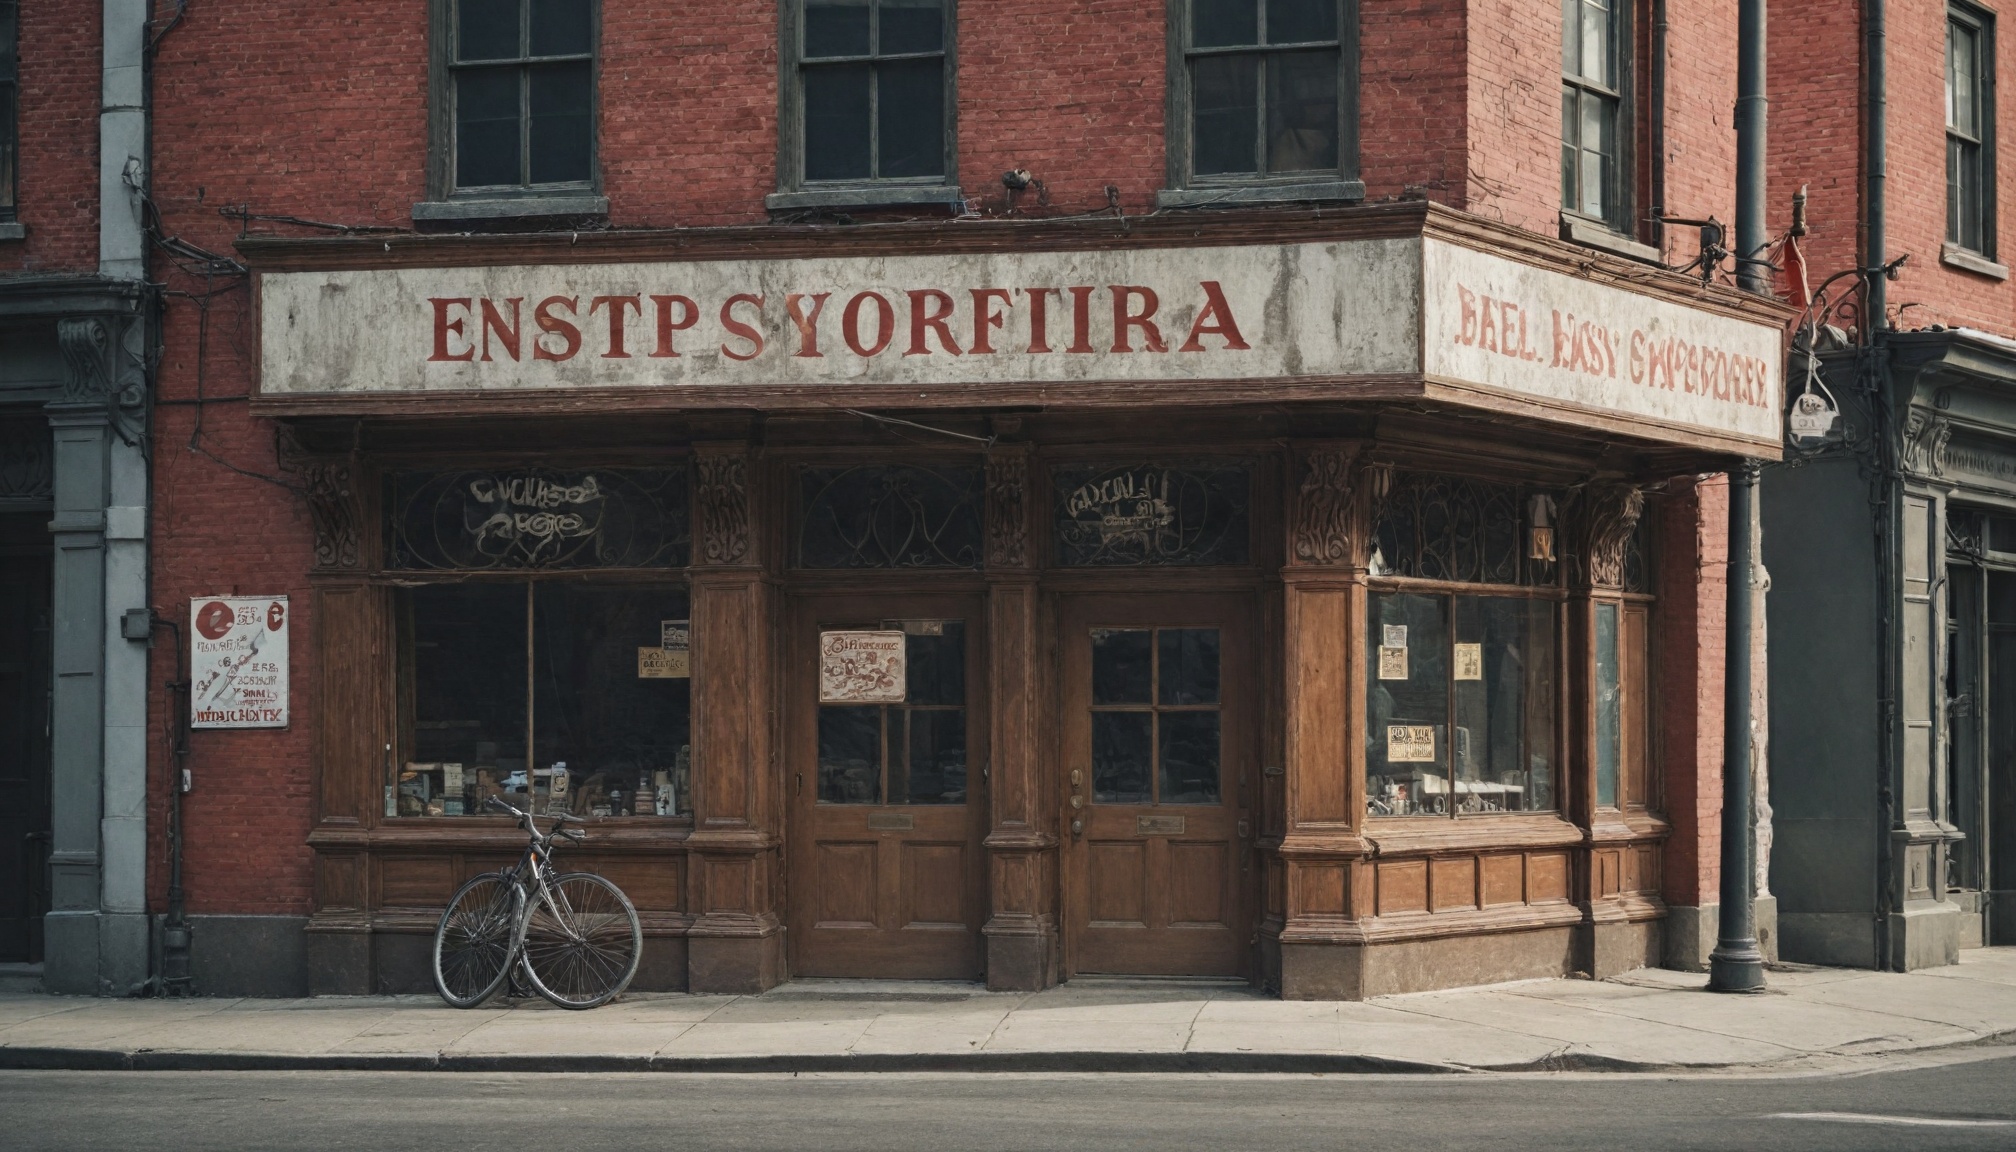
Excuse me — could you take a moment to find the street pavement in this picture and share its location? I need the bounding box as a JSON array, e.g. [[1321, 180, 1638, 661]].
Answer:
[[3, 948, 2015, 1074], [2, 1052, 2015, 1151]]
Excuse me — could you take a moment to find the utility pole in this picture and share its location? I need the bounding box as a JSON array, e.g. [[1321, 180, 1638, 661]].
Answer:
[[1711, 0, 1770, 994]]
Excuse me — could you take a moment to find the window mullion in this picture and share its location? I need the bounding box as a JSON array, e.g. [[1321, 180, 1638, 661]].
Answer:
[[1254, 53, 1268, 176]]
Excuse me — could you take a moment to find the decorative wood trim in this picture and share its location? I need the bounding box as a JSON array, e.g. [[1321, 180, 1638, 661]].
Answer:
[[695, 450, 752, 567], [1574, 483, 1645, 590], [276, 425, 365, 571], [984, 448, 1030, 570], [1289, 443, 1389, 568]]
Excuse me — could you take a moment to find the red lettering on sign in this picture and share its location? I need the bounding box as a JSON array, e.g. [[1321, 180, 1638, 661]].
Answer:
[[1067, 286, 1096, 353], [785, 292, 831, 358], [1023, 288, 1059, 353], [970, 288, 1012, 354], [1180, 280, 1250, 352], [1109, 286, 1167, 353], [480, 297, 522, 361], [429, 298, 475, 362], [843, 291, 894, 357], [720, 294, 766, 361], [532, 296, 581, 361], [906, 289, 963, 356], [648, 294, 698, 358], [589, 295, 641, 359]]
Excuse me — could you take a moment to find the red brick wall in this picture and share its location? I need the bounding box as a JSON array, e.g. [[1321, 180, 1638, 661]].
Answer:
[[1463, 0, 1563, 232], [1658, 476, 1728, 909], [1361, 0, 1468, 206], [1661, 0, 1739, 270], [1, 0, 100, 273]]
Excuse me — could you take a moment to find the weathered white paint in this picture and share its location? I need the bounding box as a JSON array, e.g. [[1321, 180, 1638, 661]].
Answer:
[[1422, 239, 1784, 446], [258, 235, 1784, 448], [190, 597, 290, 729]]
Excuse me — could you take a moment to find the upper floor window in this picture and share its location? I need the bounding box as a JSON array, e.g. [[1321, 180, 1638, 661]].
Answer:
[[1561, 0, 1626, 232], [1948, 5, 1996, 256], [1165, 0, 1359, 204], [428, 0, 598, 209], [0, 0, 17, 223], [774, 0, 956, 206]]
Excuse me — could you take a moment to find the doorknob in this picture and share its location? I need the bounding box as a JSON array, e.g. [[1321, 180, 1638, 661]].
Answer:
[[1070, 818, 1083, 839]]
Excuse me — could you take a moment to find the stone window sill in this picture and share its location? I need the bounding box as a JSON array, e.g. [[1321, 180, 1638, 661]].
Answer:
[[411, 194, 609, 224], [766, 185, 965, 212], [1942, 243, 2009, 281], [1559, 213, 1661, 264], [1155, 180, 1366, 210], [0, 221, 24, 241]]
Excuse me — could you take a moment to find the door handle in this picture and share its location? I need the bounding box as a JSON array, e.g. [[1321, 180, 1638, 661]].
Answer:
[[1070, 818, 1083, 839], [796, 773, 803, 797]]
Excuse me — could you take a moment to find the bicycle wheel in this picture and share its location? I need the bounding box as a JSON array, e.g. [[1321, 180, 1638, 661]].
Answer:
[[433, 872, 522, 1008], [520, 871, 642, 1009]]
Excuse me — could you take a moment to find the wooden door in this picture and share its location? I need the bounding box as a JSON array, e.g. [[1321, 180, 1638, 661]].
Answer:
[[786, 593, 988, 979], [1059, 593, 1255, 977], [0, 518, 52, 963]]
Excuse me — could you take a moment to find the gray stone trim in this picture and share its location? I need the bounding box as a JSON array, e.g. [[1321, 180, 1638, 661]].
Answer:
[[0, 222, 24, 241], [764, 185, 967, 212], [412, 195, 611, 223], [1560, 213, 1663, 264], [1154, 181, 1366, 210], [1941, 242, 2010, 281]]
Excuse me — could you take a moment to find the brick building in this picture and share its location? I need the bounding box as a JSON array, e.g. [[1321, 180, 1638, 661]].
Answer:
[[1764, 0, 2016, 968], [7, 0, 1794, 997]]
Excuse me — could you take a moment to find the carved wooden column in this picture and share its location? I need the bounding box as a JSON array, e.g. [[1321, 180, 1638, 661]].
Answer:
[[1567, 482, 1648, 978], [980, 444, 1055, 989], [686, 443, 784, 992], [1275, 442, 1386, 999], [277, 425, 382, 995]]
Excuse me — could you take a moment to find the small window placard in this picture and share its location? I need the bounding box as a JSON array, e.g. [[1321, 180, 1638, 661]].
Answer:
[[819, 630, 907, 703]]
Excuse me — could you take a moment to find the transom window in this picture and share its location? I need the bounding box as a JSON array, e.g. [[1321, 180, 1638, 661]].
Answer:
[[1089, 627, 1223, 805], [447, 0, 596, 193], [1179, 0, 1346, 181], [1947, 5, 1995, 255], [1561, 0, 1625, 230], [792, 0, 951, 185]]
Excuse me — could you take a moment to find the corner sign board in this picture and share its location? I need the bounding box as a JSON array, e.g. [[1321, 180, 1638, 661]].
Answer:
[[819, 630, 907, 704], [190, 596, 290, 728]]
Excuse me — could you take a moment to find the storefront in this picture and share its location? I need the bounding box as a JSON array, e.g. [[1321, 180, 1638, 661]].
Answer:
[[248, 203, 1786, 997], [1767, 328, 2016, 967]]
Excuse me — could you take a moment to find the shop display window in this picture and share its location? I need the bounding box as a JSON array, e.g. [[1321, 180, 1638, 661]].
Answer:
[[1051, 462, 1252, 566], [817, 620, 968, 804], [1370, 472, 1556, 587], [1366, 591, 1557, 817], [394, 581, 692, 818]]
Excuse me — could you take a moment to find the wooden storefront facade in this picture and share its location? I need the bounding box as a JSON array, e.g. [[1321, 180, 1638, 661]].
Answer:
[[252, 203, 1788, 998]]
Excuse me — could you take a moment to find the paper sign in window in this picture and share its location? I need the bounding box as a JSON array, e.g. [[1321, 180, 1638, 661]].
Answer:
[[819, 630, 908, 703], [638, 647, 691, 678], [1387, 725, 1437, 762], [660, 619, 691, 650], [1377, 645, 1409, 680], [1383, 625, 1408, 647], [1453, 642, 1483, 680]]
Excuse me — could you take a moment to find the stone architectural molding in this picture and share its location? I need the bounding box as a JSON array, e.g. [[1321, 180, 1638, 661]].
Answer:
[[1291, 445, 1391, 567], [274, 426, 363, 570], [696, 453, 751, 565], [1576, 483, 1646, 589], [0, 420, 53, 500], [984, 451, 1030, 569], [1901, 409, 1953, 478], [55, 317, 117, 406]]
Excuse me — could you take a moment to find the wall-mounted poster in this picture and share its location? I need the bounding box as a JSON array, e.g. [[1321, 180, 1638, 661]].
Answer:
[[819, 630, 907, 703], [190, 596, 290, 728]]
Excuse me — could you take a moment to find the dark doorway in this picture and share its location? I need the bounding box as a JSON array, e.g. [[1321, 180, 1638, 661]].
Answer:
[[0, 511, 52, 963]]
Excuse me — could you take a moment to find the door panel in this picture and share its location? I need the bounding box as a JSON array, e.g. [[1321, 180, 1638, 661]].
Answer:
[[1061, 594, 1254, 977], [787, 595, 987, 979]]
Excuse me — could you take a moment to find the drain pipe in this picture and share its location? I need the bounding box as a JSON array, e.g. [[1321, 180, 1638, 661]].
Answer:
[[1710, 0, 1769, 993], [1862, 0, 1898, 972]]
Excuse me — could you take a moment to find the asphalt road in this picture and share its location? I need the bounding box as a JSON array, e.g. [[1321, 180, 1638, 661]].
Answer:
[[3, 1051, 2015, 1152]]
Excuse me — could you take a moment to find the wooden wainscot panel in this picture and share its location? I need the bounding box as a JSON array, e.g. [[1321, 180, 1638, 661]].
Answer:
[[591, 857, 687, 913], [1527, 852, 1571, 903], [1480, 854, 1525, 907], [1429, 857, 1478, 912], [315, 852, 364, 911], [703, 857, 754, 915], [377, 855, 456, 909], [1292, 862, 1348, 918], [1376, 859, 1429, 915], [1631, 845, 1661, 895], [1595, 849, 1624, 898]]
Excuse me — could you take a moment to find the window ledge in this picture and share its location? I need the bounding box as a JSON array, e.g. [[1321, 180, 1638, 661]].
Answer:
[[1559, 214, 1661, 264], [765, 185, 966, 212], [411, 194, 609, 223], [1155, 180, 1366, 210], [0, 221, 24, 241], [1942, 242, 2009, 281]]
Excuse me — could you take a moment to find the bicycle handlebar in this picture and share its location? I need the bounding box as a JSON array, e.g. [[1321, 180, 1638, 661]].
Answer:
[[484, 795, 587, 846]]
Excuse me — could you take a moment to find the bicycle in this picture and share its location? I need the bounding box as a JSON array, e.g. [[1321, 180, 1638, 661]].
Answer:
[[431, 796, 643, 1010]]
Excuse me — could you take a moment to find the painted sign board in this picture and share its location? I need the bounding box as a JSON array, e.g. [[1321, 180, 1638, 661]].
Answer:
[[818, 630, 907, 704], [258, 235, 1783, 450], [190, 596, 290, 728]]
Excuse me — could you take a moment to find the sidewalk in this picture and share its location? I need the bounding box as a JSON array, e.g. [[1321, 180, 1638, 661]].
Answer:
[[3, 949, 2015, 1075]]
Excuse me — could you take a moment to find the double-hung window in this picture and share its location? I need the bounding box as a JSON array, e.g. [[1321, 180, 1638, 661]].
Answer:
[[1561, 0, 1626, 233], [1163, 0, 1360, 207], [421, 0, 603, 222], [1947, 5, 1996, 259], [772, 0, 960, 211], [0, 1, 17, 231]]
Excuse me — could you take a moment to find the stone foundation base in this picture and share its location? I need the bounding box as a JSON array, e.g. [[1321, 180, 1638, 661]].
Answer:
[[1280, 926, 1583, 1000]]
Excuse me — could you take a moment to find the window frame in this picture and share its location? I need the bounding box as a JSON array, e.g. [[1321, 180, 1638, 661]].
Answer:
[[0, 0, 18, 228], [1560, 0, 1635, 239], [1947, 3, 1997, 261], [421, 0, 608, 223], [769, 0, 964, 213], [1160, 0, 1364, 208]]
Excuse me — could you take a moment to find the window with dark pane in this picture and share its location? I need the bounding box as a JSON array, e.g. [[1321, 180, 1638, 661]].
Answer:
[[386, 469, 690, 571], [1089, 627, 1221, 805], [1561, 0, 1626, 231], [796, 0, 948, 184], [797, 464, 983, 569], [1052, 463, 1251, 566], [450, 0, 596, 193], [0, 1, 16, 219], [1371, 472, 1547, 587], [818, 620, 968, 805], [1595, 601, 1621, 808], [1947, 6, 1995, 255], [1184, 0, 1343, 180]]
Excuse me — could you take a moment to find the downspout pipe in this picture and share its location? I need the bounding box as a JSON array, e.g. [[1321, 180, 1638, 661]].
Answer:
[[1863, 0, 1897, 971], [1710, 0, 1769, 993]]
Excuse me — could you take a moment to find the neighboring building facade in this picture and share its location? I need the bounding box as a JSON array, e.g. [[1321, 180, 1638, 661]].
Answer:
[[0, 0, 155, 995], [127, 0, 1782, 998], [1766, 0, 2016, 967]]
